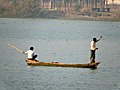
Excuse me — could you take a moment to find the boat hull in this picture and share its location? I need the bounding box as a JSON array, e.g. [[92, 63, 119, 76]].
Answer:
[[25, 58, 100, 69]]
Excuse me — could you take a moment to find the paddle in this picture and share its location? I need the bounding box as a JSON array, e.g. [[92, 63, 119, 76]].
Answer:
[[8, 43, 24, 54]]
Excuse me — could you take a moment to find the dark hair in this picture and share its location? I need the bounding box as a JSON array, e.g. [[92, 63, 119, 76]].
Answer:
[[93, 38, 96, 42], [30, 47, 34, 50]]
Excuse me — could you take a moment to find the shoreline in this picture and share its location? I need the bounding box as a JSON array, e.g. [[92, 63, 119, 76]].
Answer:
[[0, 16, 120, 22], [57, 15, 120, 22]]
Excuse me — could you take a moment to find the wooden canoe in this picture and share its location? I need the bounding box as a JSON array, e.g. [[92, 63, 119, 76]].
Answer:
[[25, 58, 100, 69]]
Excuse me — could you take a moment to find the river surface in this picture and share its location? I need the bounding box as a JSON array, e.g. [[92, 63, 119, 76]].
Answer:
[[0, 18, 120, 90]]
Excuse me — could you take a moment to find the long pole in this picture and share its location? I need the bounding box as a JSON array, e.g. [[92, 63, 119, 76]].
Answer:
[[8, 43, 24, 53]]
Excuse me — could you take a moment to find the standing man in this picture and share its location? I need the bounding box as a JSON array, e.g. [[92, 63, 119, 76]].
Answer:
[[90, 36, 102, 63], [23, 47, 37, 60]]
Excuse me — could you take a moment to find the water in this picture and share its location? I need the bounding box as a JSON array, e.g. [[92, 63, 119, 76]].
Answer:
[[0, 18, 120, 90]]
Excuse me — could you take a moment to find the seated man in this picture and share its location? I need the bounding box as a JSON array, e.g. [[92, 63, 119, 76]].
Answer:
[[23, 47, 37, 60]]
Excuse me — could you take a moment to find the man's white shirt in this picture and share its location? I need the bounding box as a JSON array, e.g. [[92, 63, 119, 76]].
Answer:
[[25, 50, 34, 59], [90, 41, 96, 50]]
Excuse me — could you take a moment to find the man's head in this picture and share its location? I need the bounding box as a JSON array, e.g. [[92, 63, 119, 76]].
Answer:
[[30, 47, 34, 50], [93, 38, 97, 42]]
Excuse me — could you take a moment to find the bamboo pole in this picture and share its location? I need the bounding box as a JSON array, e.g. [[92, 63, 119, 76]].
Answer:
[[8, 43, 24, 53]]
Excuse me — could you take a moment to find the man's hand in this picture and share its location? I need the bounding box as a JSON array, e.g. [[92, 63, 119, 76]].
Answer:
[[23, 52, 26, 54], [96, 48, 98, 50], [100, 36, 102, 39]]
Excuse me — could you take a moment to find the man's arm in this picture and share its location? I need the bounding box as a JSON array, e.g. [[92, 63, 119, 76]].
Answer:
[[23, 52, 27, 55], [96, 36, 102, 42]]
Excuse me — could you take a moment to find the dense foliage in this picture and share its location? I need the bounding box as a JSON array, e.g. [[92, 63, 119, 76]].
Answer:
[[0, 0, 65, 18]]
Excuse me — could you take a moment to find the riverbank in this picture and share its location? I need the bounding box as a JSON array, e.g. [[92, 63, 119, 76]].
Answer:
[[1, 12, 120, 22], [61, 15, 120, 22], [0, 0, 120, 22], [1, 15, 120, 22]]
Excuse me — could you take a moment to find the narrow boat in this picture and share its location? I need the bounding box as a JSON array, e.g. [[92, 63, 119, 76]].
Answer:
[[25, 58, 100, 69]]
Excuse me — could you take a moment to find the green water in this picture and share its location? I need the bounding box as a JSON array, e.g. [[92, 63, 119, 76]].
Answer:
[[0, 18, 120, 90]]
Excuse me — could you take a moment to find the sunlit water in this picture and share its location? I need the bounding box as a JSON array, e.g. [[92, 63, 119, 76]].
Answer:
[[0, 18, 120, 90]]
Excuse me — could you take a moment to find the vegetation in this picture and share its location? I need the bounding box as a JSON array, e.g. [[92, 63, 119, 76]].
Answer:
[[0, 0, 120, 21], [0, 0, 64, 18]]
